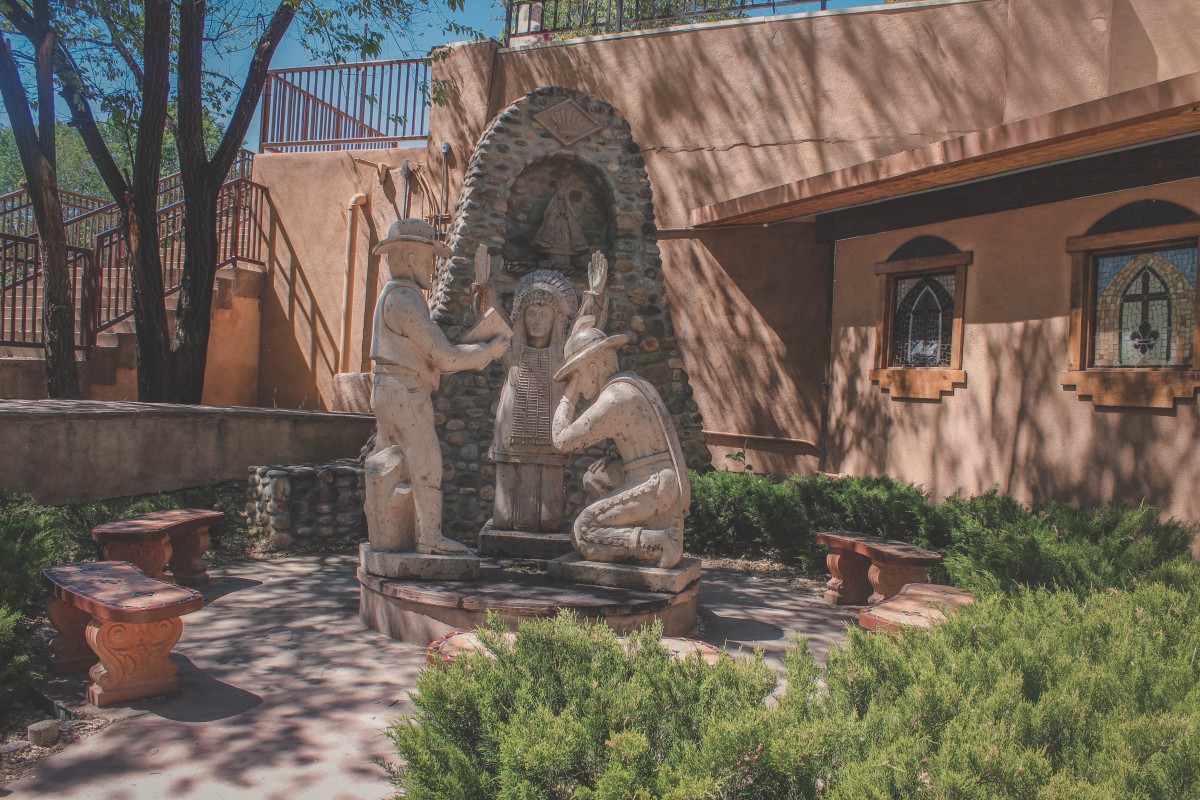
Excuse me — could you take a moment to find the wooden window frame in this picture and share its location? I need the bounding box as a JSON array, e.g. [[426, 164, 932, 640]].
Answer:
[[1062, 220, 1200, 409], [869, 251, 971, 400]]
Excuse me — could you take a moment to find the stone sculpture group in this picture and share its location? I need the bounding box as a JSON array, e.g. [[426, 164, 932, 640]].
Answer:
[[359, 216, 693, 593]]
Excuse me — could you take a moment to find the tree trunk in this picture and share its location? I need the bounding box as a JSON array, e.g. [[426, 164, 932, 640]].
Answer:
[[127, 0, 173, 402], [172, 0, 295, 404], [0, 34, 79, 398], [171, 184, 217, 403]]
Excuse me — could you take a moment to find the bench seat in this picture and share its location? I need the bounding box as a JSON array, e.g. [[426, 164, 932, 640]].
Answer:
[[815, 531, 943, 605], [44, 561, 203, 707], [92, 509, 224, 586], [859, 582, 976, 633]]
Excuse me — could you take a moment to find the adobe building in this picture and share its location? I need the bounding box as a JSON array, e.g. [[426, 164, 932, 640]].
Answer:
[[5, 0, 1199, 525]]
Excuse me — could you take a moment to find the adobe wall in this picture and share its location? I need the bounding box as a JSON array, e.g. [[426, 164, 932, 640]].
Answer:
[[423, 0, 1200, 475], [0, 400, 374, 505], [252, 147, 436, 411], [824, 177, 1200, 522]]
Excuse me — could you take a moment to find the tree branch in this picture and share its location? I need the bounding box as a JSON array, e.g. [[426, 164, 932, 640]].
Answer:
[[209, 0, 295, 187]]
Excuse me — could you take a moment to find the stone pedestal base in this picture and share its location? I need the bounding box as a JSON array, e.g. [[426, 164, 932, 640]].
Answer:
[[358, 563, 698, 644], [547, 553, 702, 594], [85, 617, 184, 708], [478, 524, 574, 560], [359, 543, 480, 581]]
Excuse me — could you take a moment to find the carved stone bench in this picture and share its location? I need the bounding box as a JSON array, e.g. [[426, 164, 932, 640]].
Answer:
[[44, 561, 203, 707], [92, 509, 224, 587], [858, 582, 976, 632], [815, 531, 943, 605]]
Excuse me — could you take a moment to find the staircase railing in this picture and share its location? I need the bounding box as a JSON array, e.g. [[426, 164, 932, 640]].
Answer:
[[0, 151, 267, 352]]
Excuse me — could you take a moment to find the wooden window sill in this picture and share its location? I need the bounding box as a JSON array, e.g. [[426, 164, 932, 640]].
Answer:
[[870, 368, 966, 400], [1061, 369, 1200, 408]]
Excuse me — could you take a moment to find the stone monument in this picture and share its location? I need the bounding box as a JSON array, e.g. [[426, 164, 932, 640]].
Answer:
[[359, 219, 510, 582], [545, 314, 700, 594]]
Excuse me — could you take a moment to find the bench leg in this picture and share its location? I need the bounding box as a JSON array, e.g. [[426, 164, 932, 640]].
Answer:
[[85, 617, 184, 708], [824, 549, 873, 605], [168, 528, 211, 587], [102, 537, 173, 580], [867, 564, 929, 605], [45, 596, 98, 675]]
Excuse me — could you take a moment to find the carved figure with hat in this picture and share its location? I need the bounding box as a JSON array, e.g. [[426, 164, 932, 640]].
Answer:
[[551, 314, 690, 568], [365, 219, 511, 558]]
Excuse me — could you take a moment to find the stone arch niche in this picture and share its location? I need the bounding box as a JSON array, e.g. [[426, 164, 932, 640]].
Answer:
[[429, 86, 709, 541]]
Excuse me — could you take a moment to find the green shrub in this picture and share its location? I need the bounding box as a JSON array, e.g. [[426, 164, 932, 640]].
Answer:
[[0, 605, 33, 712], [685, 472, 1195, 596], [0, 493, 94, 618], [387, 612, 779, 799], [390, 565, 1200, 799]]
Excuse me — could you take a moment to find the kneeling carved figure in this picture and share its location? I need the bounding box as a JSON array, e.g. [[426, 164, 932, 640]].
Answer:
[[551, 315, 690, 569]]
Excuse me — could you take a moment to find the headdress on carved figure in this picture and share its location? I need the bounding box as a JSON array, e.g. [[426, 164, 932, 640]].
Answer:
[[511, 269, 578, 322]]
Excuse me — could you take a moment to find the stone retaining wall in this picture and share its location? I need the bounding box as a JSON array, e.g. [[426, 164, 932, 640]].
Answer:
[[248, 459, 366, 549]]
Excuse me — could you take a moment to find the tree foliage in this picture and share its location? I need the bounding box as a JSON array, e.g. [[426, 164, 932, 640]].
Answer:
[[0, 0, 466, 402]]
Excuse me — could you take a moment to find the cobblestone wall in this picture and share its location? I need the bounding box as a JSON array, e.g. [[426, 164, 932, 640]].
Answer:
[[430, 86, 709, 543], [248, 459, 366, 549]]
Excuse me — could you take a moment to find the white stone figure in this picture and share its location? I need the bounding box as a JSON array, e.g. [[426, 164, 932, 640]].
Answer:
[[551, 315, 690, 569], [490, 269, 578, 532], [366, 219, 510, 556]]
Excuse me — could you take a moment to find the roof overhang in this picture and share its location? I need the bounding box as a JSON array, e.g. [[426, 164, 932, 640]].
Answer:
[[690, 71, 1200, 228]]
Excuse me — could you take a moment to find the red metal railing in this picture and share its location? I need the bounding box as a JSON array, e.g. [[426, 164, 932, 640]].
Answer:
[[0, 188, 112, 238], [91, 177, 269, 335], [0, 233, 95, 349], [0, 167, 268, 351], [259, 59, 431, 152]]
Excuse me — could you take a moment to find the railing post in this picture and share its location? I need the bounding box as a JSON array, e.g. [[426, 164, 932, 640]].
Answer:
[[231, 180, 244, 265], [504, 0, 513, 45], [260, 76, 273, 152], [616, 0, 624, 33]]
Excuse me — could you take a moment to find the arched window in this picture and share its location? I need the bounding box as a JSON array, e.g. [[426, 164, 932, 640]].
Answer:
[[891, 275, 955, 367], [871, 237, 971, 399], [1064, 199, 1200, 408]]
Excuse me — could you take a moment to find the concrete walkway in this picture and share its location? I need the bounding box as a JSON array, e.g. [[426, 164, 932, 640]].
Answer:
[[4, 554, 855, 800]]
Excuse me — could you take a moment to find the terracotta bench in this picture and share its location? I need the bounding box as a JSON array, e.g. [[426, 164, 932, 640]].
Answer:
[[815, 531, 943, 605], [44, 561, 203, 707], [859, 582, 976, 633], [92, 509, 224, 587]]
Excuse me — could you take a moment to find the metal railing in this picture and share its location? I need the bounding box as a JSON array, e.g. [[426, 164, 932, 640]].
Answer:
[[505, 0, 832, 40], [0, 188, 112, 238], [0, 233, 95, 349], [0, 169, 268, 352], [259, 59, 431, 152]]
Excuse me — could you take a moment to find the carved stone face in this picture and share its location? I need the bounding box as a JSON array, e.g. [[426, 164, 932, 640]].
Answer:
[[386, 248, 433, 290], [524, 302, 554, 347]]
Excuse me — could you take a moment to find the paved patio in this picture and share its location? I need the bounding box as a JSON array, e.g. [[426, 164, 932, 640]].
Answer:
[[4, 554, 855, 800]]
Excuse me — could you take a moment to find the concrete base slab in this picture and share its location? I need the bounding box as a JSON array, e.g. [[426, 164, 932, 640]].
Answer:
[[359, 543, 480, 580], [547, 553, 702, 594], [477, 525, 574, 560], [358, 563, 699, 643]]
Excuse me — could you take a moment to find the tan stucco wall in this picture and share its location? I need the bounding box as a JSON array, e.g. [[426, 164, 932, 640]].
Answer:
[[825, 178, 1200, 521], [203, 298, 262, 407], [252, 147, 434, 410], [0, 400, 374, 505], [252, 0, 1200, 454], [660, 227, 829, 474]]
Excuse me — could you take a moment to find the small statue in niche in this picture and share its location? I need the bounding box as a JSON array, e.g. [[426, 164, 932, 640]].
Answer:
[[490, 268, 578, 532], [534, 181, 589, 267]]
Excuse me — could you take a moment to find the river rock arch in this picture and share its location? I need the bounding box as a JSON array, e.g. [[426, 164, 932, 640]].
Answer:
[[430, 86, 709, 540]]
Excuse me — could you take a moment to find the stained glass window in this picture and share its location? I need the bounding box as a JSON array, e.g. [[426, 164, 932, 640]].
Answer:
[[1091, 246, 1196, 367], [891, 274, 955, 367]]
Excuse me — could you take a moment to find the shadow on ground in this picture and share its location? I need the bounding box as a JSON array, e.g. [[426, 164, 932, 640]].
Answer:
[[9, 554, 855, 799]]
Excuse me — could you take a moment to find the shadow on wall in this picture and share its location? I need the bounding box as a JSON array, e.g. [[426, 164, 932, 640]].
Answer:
[[260, 194, 340, 410], [662, 225, 829, 475], [826, 318, 1200, 519]]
